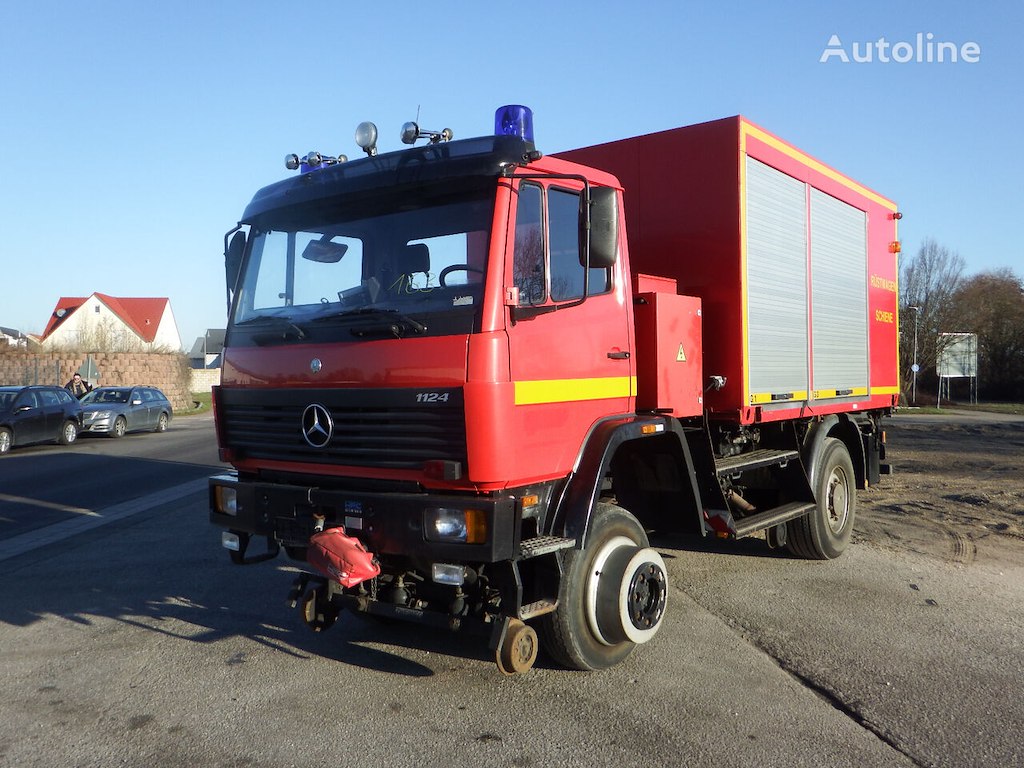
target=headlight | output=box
[94,410,111,420]
[425,507,487,544]
[213,486,238,516]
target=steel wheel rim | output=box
[825,466,850,534]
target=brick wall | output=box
[0,351,195,411]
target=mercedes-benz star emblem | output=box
[301,404,333,448]
[310,358,323,373]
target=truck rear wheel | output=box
[787,437,856,560]
[540,503,668,670]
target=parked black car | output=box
[79,386,173,437]
[0,385,83,455]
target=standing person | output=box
[65,372,92,399]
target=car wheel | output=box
[0,427,11,455]
[111,416,127,438]
[539,503,668,670]
[59,420,78,446]
[155,412,169,433]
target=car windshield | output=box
[231,185,494,340]
[83,389,130,404]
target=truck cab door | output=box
[503,180,634,479]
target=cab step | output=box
[715,448,800,476]
[519,598,559,620]
[519,535,576,559]
[732,501,816,538]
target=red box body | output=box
[559,116,900,424]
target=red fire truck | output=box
[209,106,899,673]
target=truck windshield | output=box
[231,187,494,339]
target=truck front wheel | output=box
[787,437,856,560]
[541,503,668,670]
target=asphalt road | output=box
[0,414,1020,768]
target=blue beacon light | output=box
[494,105,534,142]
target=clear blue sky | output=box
[2,0,1020,349]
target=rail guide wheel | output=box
[496,619,539,675]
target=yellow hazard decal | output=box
[676,344,687,362]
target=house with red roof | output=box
[39,293,182,351]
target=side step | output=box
[732,501,815,538]
[715,448,800,476]
[519,535,576,559]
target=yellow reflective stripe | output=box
[871,386,901,395]
[514,376,637,406]
[811,387,869,400]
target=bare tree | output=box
[950,269,1024,400]
[898,238,966,395]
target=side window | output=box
[513,183,545,305]
[16,391,39,409]
[549,188,610,301]
[513,184,611,307]
[141,389,156,403]
[39,389,59,406]
[56,389,74,405]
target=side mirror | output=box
[584,186,619,269]
[226,230,246,292]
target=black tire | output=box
[787,437,856,560]
[155,412,169,433]
[0,427,11,455]
[111,416,127,438]
[58,420,78,446]
[540,503,668,671]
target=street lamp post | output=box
[908,306,921,405]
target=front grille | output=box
[219,387,466,470]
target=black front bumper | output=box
[209,473,518,564]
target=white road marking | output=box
[0,478,209,563]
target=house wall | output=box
[156,303,183,350]
[0,350,195,411]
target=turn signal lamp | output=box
[495,105,534,142]
[889,241,902,253]
[426,507,487,544]
[214,485,238,516]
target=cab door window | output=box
[512,183,610,306]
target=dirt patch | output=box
[856,418,1024,570]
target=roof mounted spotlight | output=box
[400,121,454,145]
[355,121,379,157]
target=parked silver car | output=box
[79,386,173,437]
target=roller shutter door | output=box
[810,188,868,396]
[744,157,808,400]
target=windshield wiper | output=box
[317,308,427,338]
[234,314,309,344]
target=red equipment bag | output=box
[306,527,380,588]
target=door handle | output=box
[607,351,630,360]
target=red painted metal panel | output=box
[634,292,703,417]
